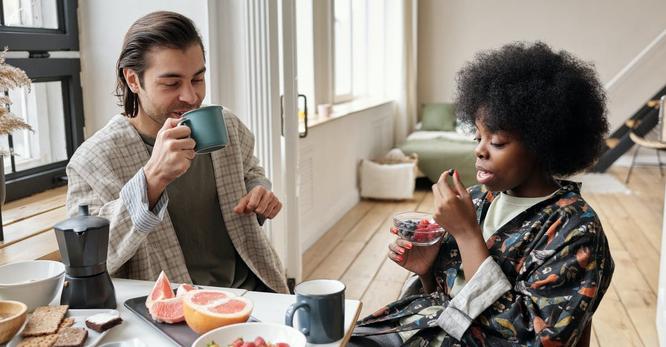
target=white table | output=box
[100,278,362,346]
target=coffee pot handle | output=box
[285,302,310,336]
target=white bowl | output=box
[0,260,65,311]
[192,322,306,347]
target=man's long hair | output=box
[115,11,205,117]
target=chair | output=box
[576,322,592,347]
[625,95,666,183]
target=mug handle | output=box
[176,118,197,152]
[285,302,310,336]
[177,118,192,129]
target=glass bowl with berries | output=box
[392,212,445,246]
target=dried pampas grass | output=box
[0,47,33,136]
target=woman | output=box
[350,42,614,346]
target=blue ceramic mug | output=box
[285,279,345,343]
[178,105,229,153]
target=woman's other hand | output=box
[388,228,441,276]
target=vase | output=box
[0,155,4,241]
[0,155,5,205]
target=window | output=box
[333,0,352,102]
[2,0,59,29]
[4,80,68,172]
[298,0,382,117]
[0,0,79,51]
[0,0,83,201]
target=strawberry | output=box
[413,233,426,242]
[254,337,267,347]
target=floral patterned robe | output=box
[354,181,614,346]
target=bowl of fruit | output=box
[393,212,445,246]
[192,322,305,347]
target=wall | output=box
[604,29,666,133]
[659,185,666,346]
[298,102,394,249]
[417,0,666,131]
[210,0,247,121]
[78,1,211,137]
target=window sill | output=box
[0,186,66,266]
[304,98,393,129]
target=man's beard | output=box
[140,103,169,127]
[140,101,197,127]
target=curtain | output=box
[385,0,419,145]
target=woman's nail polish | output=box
[448,168,455,176]
[405,243,413,249]
[398,248,404,255]
[396,255,403,262]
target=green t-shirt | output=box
[140,134,258,290]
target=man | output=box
[66,11,289,293]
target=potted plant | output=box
[0,48,34,241]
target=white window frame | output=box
[310,0,371,109]
[332,0,353,103]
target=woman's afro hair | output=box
[455,41,609,176]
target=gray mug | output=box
[285,279,345,343]
[178,105,229,153]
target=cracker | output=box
[17,334,59,347]
[53,327,88,347]
[57,317,76,332]
[21,305,69,337]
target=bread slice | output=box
[21,305,69,337]
[53,327,88,347]
[85,312,122,333]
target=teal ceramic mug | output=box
[285,279,345,343]
[178,105,229,153]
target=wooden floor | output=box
[303,166,664,347]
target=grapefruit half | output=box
[182,289,252,334]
